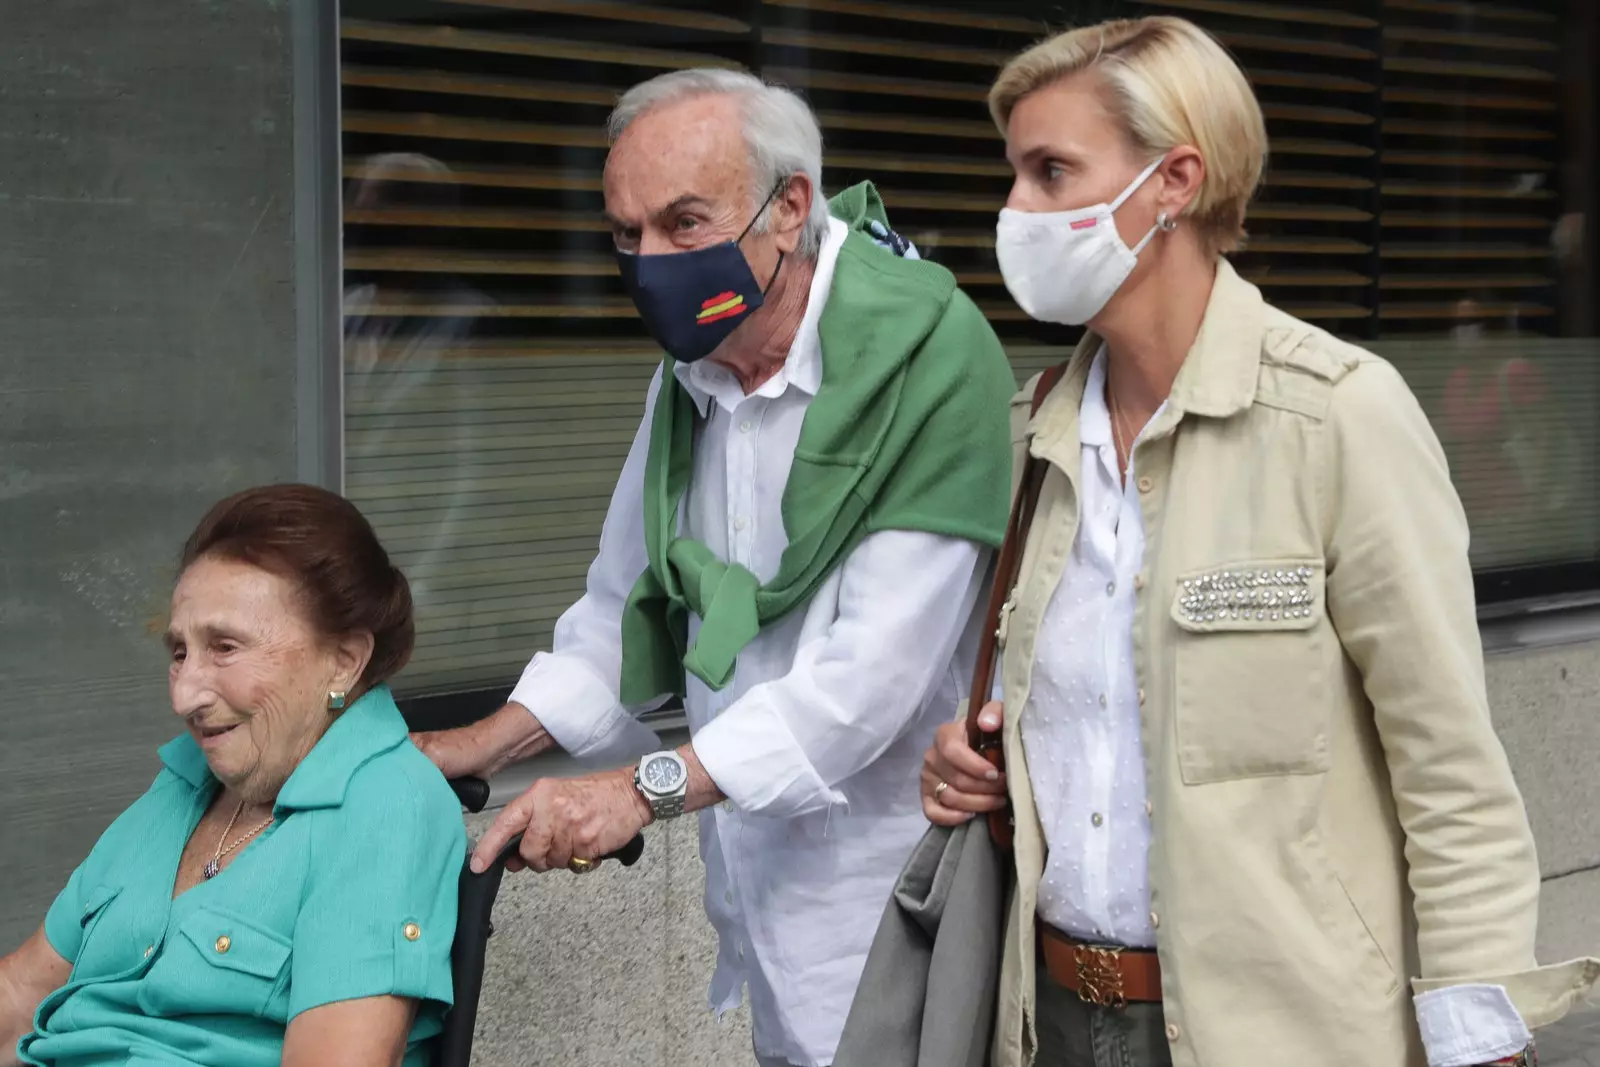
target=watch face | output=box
[643,755,684,793]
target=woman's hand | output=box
[921,701,1009,827]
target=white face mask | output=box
[995,158,1167,326]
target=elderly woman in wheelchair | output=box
[0,485,465,1067]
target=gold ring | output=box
[934,781,949,803]
[567,857,595,874]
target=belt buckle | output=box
[1073,945,1127,1009]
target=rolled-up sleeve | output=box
[508,367,667,763]
[1323,356,1597,1028]
[692,529,984,817]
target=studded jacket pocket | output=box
[1171,559,1332,784]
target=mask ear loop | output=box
[1116,157,1173,256]
[737,177,792,296]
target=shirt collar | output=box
[1078,345,1112,448]
[156,685,410,812]
[673,215,848,418]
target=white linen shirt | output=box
[1023,349,1531,1067]
[509,217,987,1066]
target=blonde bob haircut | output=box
[990,16,1268,256]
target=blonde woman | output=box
[920,16,1596,1067]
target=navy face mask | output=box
[615,185,785,364]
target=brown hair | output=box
[180,484,415,692]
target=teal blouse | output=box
[17,686,465,1067]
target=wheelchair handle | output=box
[449,776,647,870]
[449,775,493,813]
[496,830,646,870]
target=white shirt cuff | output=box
[509,652,661,764]
[692,692,848,818]
[1414,983,1532,1067]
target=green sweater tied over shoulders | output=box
[617,181,1017,704]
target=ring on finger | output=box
[934,781,949,803]
[568,857,596,874]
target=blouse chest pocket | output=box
[1170,559,1332,785]
[138,906,292,1020]
[70,884,126,980]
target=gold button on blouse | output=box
[214,935,231,954]
[403,922,421,942]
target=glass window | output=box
[338,0,1597,699]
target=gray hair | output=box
[606,69,830,259]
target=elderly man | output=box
[415,69,1016,1066]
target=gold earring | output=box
[327,690,347,711]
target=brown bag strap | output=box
[966,361,1068,758]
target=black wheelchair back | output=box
[434,776,645,1066]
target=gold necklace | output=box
[203,799,274,880]
[1107,388,1136,479]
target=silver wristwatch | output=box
[634,750,689,821]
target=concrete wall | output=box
[464,636,1600,1067]
[0,0,303,946]
[1487,642,1600,966]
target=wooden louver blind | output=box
[339,1,758,696]
[1376,0,1562,331]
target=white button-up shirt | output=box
[1025,349,1530,1067]
[509,217,986,1066]
[1020,350,1161,948]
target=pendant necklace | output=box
[203,799,273,879]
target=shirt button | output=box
[214,936,231,955]
[1137,688,1146,706]
[403,922,421,942]
[1105,581,1116,596]
[1137,476,1153,494]
[1145,799,1154,817]
[1091,812,1104,828]
[721,800,734,813]
[1098,693,1108,708]
[1150,911,1161,929]
[1134,573,1146,591]
[1166,1023,1181,1042]
[739,420,753,434]
[733,516,749,532]
[725,889,734,905]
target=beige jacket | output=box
[992,260,1598,1067]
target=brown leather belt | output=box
[1039,923,1163,1007]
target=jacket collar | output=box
[157,685,409,812]
[1031,258,1264,461]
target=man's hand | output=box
[921,701,1008,827]
[410,701,554,781]
[470,767,653,874]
